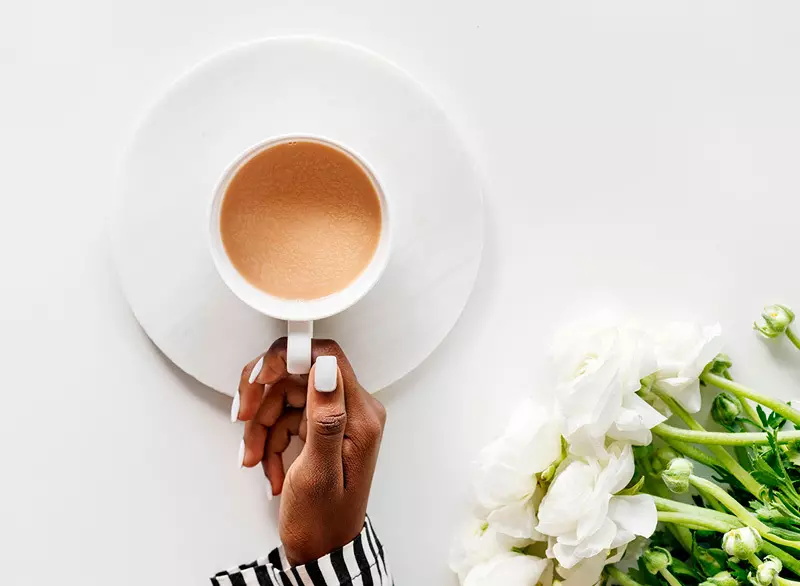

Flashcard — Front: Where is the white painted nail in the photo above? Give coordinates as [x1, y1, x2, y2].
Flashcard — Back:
[265, 478, 274, 501]
[248, 357, 264, 384]
[230, 391, 240, 423]
[238, 439, 245, 468]
[314, 356, 338, 392]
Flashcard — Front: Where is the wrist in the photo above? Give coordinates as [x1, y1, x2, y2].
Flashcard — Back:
[282, 525, 364, 567]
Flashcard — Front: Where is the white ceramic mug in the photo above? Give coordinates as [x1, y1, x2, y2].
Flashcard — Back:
[208, 135, 392, 375]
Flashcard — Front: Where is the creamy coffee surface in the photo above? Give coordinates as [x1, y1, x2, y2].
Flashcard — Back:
[220, 140, 382, 300]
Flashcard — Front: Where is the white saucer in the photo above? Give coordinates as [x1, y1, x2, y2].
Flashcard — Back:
[111, 37, 484, 395]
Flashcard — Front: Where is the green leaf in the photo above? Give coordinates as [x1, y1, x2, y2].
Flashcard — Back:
[692, 543, 727, 578]
[619, 475, 646, 496]
[758, 405, 769, 428]
[726, 558, 749, 582]
[670, 558, 701, 579]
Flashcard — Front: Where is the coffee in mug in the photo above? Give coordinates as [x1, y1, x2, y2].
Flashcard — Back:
[219, 139, 383, 300]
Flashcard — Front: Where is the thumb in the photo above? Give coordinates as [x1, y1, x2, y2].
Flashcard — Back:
[303, 356, 346, 482]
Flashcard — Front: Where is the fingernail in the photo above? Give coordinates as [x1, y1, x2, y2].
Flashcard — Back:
[265, 478, 274, 501]
[238, 440, 245, 468]
[230, 391, 240, 423]
[248, 357, 264, 384]
[314, 356, 337, 392]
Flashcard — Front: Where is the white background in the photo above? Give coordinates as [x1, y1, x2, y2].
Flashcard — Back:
[3, 2, 800, 584]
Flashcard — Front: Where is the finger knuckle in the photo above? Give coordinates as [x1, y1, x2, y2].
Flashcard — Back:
[269, 337, 288, 352]
[362, 414, 384, 441]
[312, 410, 347, 436]
[373, 400, 387, 427]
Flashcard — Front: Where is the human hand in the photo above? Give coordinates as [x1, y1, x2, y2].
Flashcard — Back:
[235, 339, 387, 566]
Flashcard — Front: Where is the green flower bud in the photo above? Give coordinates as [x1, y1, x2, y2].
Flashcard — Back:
[755, 304, 795, 338]
[750, 555, 782, 586]
[763, 304, 795, 333]
[707, 353, 734, 376]
[712, 392, 742, 427]
[643, 546, 672, 574]
[700, 571, 739, 586]
[722, 527, 763, 560]
[662, 458, 693, 494]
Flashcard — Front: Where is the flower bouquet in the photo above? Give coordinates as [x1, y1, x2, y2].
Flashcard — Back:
[450, 305, 800, 586]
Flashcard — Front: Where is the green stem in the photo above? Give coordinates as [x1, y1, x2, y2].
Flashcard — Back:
[787, 327, 800, 352]
[690, 475, 800, 552]
[605, 566, 645, 586]
[703, 491, 728, 514]
[654, 424, 800, 446]
[777, 578, 800, 586]
[662, 437, 720, 469]
[666, 523, 693, 553]
[655, 505, 800, 577]
[659, 568, 683, 586]
[738, 394, 762, 427]
[651, 389, 766, 498]
[747, 552, 762, 567]
[657, 511, 737, 533]
[702, 373, 800, 426]
[689, 476, 772, 532]
[653, 496, 739, 524]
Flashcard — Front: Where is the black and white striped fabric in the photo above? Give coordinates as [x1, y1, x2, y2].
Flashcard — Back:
[212, 517, 393, 586]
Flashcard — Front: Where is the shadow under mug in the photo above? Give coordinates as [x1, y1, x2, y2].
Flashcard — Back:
[208, 135, 392, 375]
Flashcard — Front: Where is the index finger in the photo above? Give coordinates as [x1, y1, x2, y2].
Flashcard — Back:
[236, 338, 289, 422]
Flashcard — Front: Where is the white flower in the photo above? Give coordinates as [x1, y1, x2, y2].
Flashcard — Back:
[555, 552, 609, 586]
[464, 553, 551, 586]
[473, 399, 563, 540]
[651, 322, 723, 413]
[535, 443, 658, 569]
[449, 519, 532, 583]
[553, 325, 664, 457]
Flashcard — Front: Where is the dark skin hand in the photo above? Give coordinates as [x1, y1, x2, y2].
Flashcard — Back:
[235, 338, 387, 566]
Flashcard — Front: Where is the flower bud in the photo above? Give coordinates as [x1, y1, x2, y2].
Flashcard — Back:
[752, 555, 782, 585]
[763, 304, 795, 333]
[643, 546, 672, 574]
[712, 392, 742, 427]
[755, 304, 795, 338]
[700, 571, 739, 586]
[708, 353, 734, 376]
[662, 458, 693, 494]
[722, 527, 763, 560]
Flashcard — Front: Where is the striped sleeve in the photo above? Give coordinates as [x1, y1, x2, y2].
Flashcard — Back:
[211, 518, 393, 586]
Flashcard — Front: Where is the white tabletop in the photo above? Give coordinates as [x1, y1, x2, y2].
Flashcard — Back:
[3, 2, 800, 584]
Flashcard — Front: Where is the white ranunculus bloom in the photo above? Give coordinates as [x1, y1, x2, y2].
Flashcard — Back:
[651, 322, 723, 413]
[555, 552, 607, 586]
[472, 399, 563, 540]
[449, 519, 533, 583]
[535, 443, 658, 569]
[553, 325, 664, 457]
[464, 553, 552, 586]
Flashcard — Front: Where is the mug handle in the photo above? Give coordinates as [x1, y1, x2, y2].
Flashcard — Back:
[287, 321, 313, 374]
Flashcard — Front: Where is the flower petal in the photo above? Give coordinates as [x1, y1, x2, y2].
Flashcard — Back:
[487, 498, 543, 541]
[557, 552, 609, 586]
[608, 494, 658, 542]
[463, 553, 550, 586]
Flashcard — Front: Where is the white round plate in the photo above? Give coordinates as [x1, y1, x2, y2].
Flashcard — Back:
[112, 37, 484, 395]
